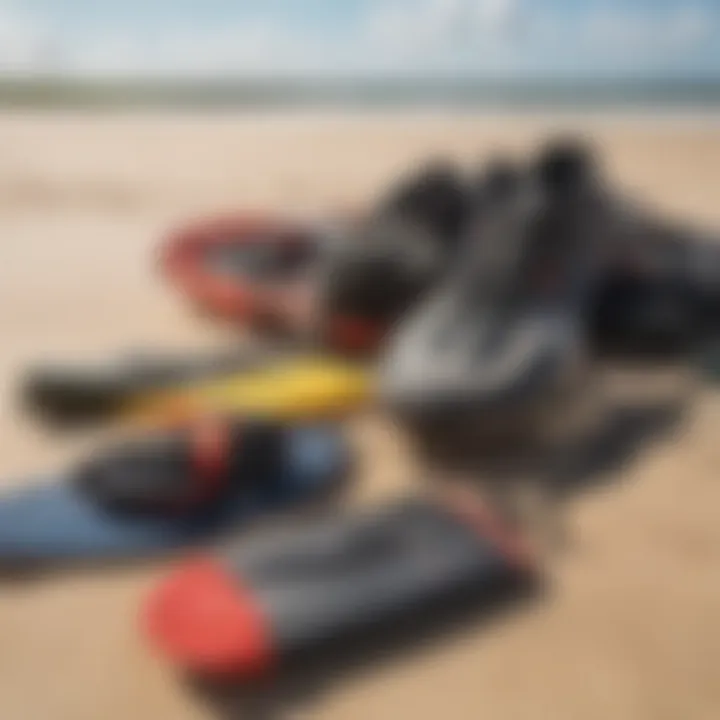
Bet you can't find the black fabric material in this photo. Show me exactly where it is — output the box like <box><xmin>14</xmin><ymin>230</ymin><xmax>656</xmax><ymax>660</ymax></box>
<box><xmin>379</xmin><ymin>145</ymin><xmax>604</xmax><ymax>428</ymax></box>
<box><xmin>472</xmin><ymin>160</ymin><xmax>522</xmax><ymax>209</ymax></box>
<box><xmin>536</xmin><ymin>139</ymin><xmax>594</xmax><ymax>194</ymax></box>
<box><xmin>322</xmin><ymin>215</ymin><xmax>443</xmax><ymax>323</ymax></box>
<box><xmin>227</xmin><ymin>498</ymin><xmax>532</xmax><ymax>660</ymax></box>
<box><xmin>591</xmin><ymin>272</ymin><xmax>703</xmax><ymax>355</ymax></box>
<box><xmin>21</xmin><ymin>345</ymin><xmax>280</xmax><ymax>428</ymax></box>
<box><xmin>589</xmin><ymin>172</ymin><xmax>720</xmax><ymax>352</ymax></box>
<box><xmin>381</xmin><ymin>160</ymin><xmax>469</xmax><ymax>243</ymax></box>
<box><xmin>74</xmin><ymin>431</ymin><xmax>196</xmax><ymax>514</ymax></box>
<box><xmin>73</xmin><ymin>421</ymin><xmax>286</xmax><ymax>516</ymax></box>
<box><xmin>320</xmin><ymin>158</ymin><xmax>526</xmax><ymax>329</ymax></box>
<box><xmin>320</xmin><ymin>162</ymin><xmax>469</xmax><ymax>325</ymax></box>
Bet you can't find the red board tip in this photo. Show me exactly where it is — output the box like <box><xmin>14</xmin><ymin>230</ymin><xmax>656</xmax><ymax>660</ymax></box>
<box><xmin>144</xmin><ymin>558</ymin><xmax>274</xmax><ymax>679</ymax></box>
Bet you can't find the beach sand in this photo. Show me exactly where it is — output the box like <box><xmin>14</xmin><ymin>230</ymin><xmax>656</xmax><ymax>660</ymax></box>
<box><xmin>0</xmin><ymin>111</ymin><xmax>719</xmax><ymax>720</ymax></box>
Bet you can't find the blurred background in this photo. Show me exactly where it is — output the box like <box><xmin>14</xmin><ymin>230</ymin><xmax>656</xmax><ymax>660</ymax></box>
<box><xmin>0</xmin><ymin>2</ymin><xmax>719</xmax><ymax>720</ymax></box>
<box><xmin>0</xmin><ymin>0</ymin><xmax>720</xmax><ymax>107</ymax></box>
<box><xmin>0</xmin><ymin>0</ymin><xmax>717</xmax><ymax>108</ymax></box>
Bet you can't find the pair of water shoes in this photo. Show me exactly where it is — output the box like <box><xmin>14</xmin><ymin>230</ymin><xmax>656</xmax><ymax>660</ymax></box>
<box><xmin>163</xmin><ymin>142</ymin><xmax>720</xmax><ymax>371</ymax></box>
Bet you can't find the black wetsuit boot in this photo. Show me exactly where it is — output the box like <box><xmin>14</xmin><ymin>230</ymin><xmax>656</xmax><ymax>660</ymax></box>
<box><xmin>379</xmin><ymin>142</ymin><xmax>607</xmax><ymax>450</ymax></box>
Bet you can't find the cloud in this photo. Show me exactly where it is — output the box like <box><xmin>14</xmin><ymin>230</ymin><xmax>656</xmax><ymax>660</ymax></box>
<box><xmin>365</xmin><ymin>0</ymin><xmax>523</xmax><ymax>57</ymax></box>
<box><xmin>0</xmin><ymin>0</ymin><xmax>712</xmax><ymax>80</ymax></box>
<box><xmin>583</xmin><ymin>4</ymin><xmax>714</xmax><ymax>59</ymax></box>
<box><xmin>58</xmin><ymin>9</ymin><xmax>366</xmax><ymax>80</ymax></box>
<box><xmin>475</xmin><ymin>0</ymin><xmax>522</xmax><ymax>36</ymax></box>
<box><xmin>66</xmin><ymin>0</ymin><xmax>523</xmax><ymax>79</ymax></box>
<box><xmin>60</xmin><ymin>17</ymin><xmax>316</xmax><ymax>78</ymax></box>
<box><xmin>0</xmin><ymin>3</ymin><xmax>57</xmax><ymax>74</ymax></box>
<box><xmin>363</xmin><ymin>0</ymin><xmax>717</xmax><ymax>74</ymax></box>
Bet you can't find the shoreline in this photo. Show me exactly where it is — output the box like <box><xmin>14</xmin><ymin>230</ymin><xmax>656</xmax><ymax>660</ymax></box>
<box><xmin>0</xmin><ymin>105</ymin><xmax>719</xmax><ymax>126</ymax></box>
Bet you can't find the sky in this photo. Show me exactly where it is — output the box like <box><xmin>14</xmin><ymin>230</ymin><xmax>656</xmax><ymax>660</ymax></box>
<box><xmin>0</xmin><ymin>0</ymin><xmax>717</xmax><ymax>80</ymax></box>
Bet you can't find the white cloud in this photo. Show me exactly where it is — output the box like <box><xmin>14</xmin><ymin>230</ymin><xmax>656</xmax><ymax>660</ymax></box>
<box><xmin>65</xmin><ymin>0</ymin><xmax>523</xmax><ymax>79</ymax></box>
<box><xmin>365</xmin><ymin>0</ymin><xmax>522</xmax><ymax>57</ymax></box>
<box><xmin>0</xmin><ymin>0</ymin><xmax>711</xmax><ymax>80</ymax></box>
<box><xmin>475</xmin><ymin>0</ymin><xmax>521</xmax><ymax>36</ymax></box>
<box><xmin>60</xmin><ymin>18</ymin><xmax>313</xmax><ymax>78</ymax></box>
<box><xmin>0</xmin><ymin>3</ymin><xmax>57</xmax><ymax>74</ymax></box>
<box><xmin>364</xmin><ymin>0</ymin><xmax>714</xmax><ymax>71</ymax></box>
<box><xmin>583</xmin><ymin>5</ymin><xmax>714</xmax><ymax>60</ymax></box>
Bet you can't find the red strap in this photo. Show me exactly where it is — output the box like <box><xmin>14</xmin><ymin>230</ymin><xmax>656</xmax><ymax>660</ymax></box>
<box><xmin>160</xmin><ymin>214</ymin><xmax>317</xmax><ymax>329</ymax></box>
<box><xmin>188</xmin><ymin>417</ymin><xmax>234</xmax><ymax>505</ymax></box>
<box><xmin>326</xmin><ymin>315</ymin><xmax>387</xmax><ymax>353</ymax></box>
<box><xmin>442</xmin><ymin>487</ymin><xmax>535</xmax><ymax>571</ymax></box>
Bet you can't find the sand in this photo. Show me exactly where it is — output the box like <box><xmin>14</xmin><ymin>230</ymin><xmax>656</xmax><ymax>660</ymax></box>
<box><xmin>0</xmin><ymin>111</ymin><xmax>719</xmax><ymax>720</ymax></box>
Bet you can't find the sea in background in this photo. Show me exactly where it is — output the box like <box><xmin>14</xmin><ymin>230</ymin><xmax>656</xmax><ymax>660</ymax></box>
<box><xmin>0</xmin><ymin>76</ymin><xmax>719</xmax><ymax>114</ymax></box>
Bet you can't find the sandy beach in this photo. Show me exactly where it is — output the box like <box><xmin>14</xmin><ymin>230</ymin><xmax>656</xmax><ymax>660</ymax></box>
<box><xmin>1</xmin><ymin>111</ymin><xmax>719</xmax><ymax>720</ymax></box>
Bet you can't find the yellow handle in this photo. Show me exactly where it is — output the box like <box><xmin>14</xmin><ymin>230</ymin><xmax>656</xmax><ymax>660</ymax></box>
<box><xmin>122</xmin><ymin>356</ymin><xmax>374</xmax><ymax>426</ymax></box>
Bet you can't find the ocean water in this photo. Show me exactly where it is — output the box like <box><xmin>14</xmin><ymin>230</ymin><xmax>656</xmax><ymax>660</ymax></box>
<box><xmin>0</xmin><ymin>77</ymin><xmax>718</xmax><ymax>112</ymax></box>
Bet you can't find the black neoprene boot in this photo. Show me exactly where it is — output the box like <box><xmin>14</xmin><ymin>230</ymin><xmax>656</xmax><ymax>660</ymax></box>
<box><xmin>379</xmin><ymin>141</ymin><xmax>607</xmax><ymax>447</ymax></box>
